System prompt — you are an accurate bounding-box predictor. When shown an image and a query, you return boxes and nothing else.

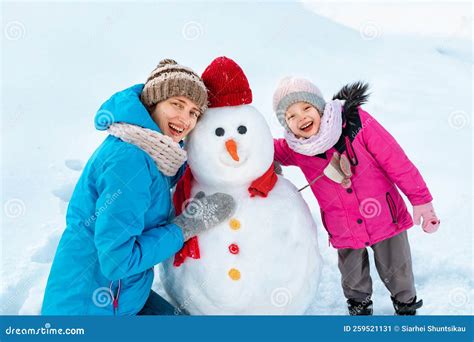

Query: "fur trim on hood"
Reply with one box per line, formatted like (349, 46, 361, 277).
(333, 81, 370, 124)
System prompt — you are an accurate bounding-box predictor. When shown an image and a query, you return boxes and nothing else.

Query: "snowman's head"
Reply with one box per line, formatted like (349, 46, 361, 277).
(186, 104, 274, 188)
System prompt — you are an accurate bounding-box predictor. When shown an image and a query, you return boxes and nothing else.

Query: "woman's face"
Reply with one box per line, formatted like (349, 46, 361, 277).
(151, 96, 202, 142)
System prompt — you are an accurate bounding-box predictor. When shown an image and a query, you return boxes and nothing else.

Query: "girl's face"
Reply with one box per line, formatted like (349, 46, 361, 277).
(151, 96, 202, 142)
(285, 102, 321, 139)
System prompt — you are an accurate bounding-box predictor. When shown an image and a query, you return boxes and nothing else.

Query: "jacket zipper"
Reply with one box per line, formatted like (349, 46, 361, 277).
(386, 192, 398, 224)
(344, 136, 358, 166)
(109, 280, 121, 315)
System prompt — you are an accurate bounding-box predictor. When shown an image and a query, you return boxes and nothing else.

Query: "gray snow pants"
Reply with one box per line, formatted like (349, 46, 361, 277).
(337, 230, 416, 303)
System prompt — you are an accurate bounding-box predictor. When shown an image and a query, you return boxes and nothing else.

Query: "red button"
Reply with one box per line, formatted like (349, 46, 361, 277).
(228, 243, 239, 254)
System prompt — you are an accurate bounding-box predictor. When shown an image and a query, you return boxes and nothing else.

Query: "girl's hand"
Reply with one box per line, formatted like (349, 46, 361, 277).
(324, 152, 352, 188)
(413, 202, 440, 233)
(273, 161, 283, 175)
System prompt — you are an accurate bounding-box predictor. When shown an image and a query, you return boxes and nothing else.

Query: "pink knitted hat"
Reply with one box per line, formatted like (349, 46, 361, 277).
(273, 76, 326, 130)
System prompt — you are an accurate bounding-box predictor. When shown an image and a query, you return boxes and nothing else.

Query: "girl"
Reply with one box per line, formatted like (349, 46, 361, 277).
(272, 77, 440, 315)
(42, 59, 235, 315)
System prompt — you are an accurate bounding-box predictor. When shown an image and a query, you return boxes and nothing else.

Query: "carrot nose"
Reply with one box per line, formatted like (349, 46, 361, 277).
(225, 139, 240, 161)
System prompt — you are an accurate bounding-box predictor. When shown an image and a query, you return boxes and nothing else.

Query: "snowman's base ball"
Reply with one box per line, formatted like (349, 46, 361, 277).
(160, 176, 323, 315)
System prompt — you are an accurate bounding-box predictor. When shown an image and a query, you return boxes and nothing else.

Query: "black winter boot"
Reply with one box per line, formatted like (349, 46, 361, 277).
(391, 296, 423, 315)
(347, 298, 373, 315)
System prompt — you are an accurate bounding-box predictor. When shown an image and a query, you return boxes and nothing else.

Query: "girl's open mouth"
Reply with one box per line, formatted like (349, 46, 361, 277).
(299, 121, 313, 133)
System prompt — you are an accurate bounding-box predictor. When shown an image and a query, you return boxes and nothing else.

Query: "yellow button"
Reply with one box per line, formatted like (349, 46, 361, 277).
(228, 268, 241, 281)
(229, 218, 241, 230)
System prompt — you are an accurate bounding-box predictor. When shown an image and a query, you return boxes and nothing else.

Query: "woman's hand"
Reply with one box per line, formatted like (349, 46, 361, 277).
(173, 191, 236, 241)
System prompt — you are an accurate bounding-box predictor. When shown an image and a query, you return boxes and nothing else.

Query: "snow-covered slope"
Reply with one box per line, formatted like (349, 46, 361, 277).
(1, 1, 472, 315)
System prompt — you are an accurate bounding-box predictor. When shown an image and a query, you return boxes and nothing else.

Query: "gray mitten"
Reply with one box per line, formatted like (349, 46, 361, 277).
(273, 161, 283, 175)
(173, 191, 236, 241)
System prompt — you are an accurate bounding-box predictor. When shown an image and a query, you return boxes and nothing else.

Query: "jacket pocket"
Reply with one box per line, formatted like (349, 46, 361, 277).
(385, 192, 398, 224)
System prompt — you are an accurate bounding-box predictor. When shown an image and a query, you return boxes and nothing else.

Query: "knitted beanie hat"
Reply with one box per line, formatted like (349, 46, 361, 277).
(273, 76, 326, 130)
(201, 56, 252, 108)
(140, 59, 208, 113)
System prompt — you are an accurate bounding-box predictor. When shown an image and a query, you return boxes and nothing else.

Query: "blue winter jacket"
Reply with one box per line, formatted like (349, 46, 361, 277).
(42, 84, 185, 315)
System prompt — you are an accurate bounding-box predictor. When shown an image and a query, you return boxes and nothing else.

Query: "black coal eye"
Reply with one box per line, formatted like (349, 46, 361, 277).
(237, 125, 247, 134)
(215, 127, 225, 137)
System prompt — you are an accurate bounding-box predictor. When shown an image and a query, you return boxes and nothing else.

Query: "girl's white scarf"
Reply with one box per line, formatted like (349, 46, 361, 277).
(284, 99, 344, 156)
(108, 123, 187, 176)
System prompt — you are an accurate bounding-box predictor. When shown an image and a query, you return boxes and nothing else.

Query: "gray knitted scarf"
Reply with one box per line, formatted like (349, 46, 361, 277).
(108, 123, 187, 176)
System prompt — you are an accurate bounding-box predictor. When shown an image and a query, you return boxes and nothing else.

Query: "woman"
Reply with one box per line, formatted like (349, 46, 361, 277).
(42, 59, 235, 315)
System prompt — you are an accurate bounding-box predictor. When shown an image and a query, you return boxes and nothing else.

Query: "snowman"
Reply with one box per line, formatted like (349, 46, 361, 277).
(160, 57, 322, 315)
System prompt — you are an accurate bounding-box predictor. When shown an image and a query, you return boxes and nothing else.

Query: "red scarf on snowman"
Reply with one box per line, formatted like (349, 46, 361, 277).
(172, 57, 278, 267)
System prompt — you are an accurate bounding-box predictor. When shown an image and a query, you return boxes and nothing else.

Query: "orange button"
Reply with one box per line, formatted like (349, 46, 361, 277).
(229, 218, 241, 230)
(228, 268, 241, 280)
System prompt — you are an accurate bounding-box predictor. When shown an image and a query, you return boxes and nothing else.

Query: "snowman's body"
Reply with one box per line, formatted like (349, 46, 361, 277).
(161, 175, 321, 314)
(160, 102, 322, 315)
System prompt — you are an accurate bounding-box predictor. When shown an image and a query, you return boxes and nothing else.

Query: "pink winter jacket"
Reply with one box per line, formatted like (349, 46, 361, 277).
(274, 107, 433, 249)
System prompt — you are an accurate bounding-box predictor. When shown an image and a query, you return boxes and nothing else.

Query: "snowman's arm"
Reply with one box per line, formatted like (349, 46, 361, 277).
(94, 150, 184, 281)
(273, 138, 297, 166)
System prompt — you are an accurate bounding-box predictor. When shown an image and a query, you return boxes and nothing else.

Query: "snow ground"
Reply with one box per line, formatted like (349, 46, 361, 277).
(1, 1, 472, 315)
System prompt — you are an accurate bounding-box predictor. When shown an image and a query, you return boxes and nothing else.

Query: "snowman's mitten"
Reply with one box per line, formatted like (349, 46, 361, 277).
(173, 191, 236, 241)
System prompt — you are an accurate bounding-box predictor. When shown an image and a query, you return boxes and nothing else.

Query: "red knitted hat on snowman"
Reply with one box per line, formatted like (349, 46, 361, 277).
(201, 56, 253, 108)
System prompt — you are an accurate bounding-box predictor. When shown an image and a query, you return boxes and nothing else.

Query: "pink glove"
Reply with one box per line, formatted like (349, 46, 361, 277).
(413, 202, 440, 233)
